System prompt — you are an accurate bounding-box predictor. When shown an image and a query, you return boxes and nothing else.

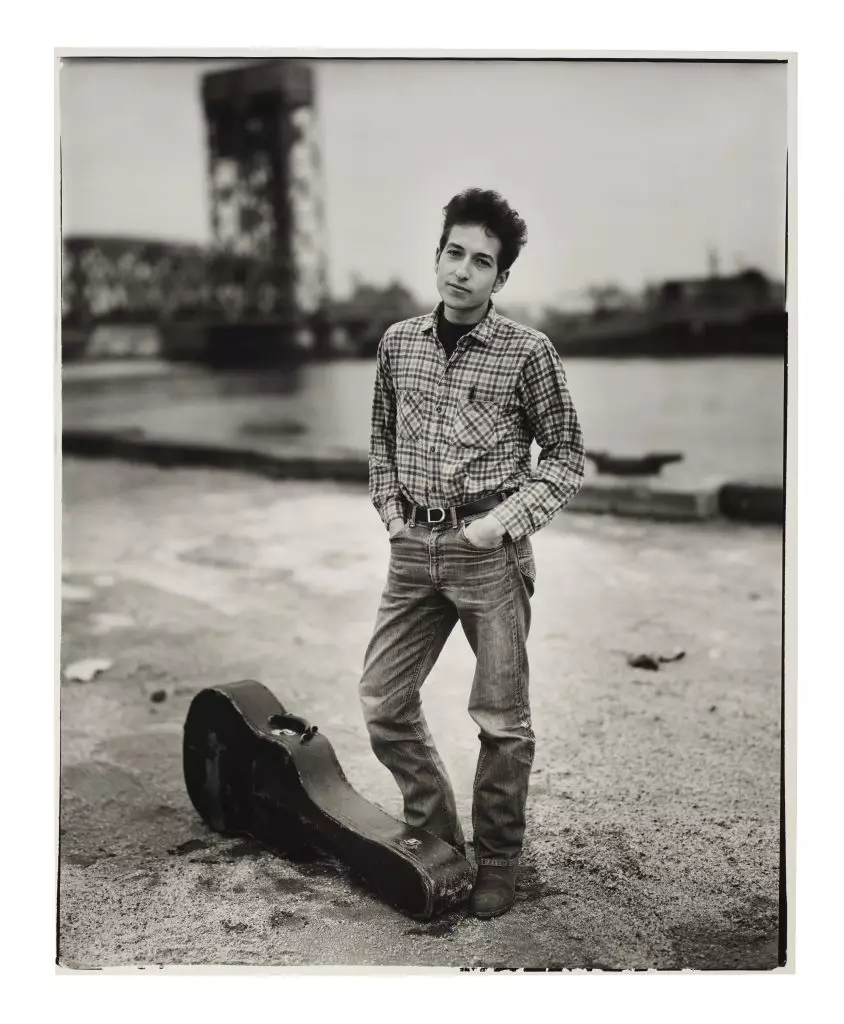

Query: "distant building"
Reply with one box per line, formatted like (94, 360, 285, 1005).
(329, 280, 425, 356)
(644, 268, 784, 316)
(538, 267, 786, 357)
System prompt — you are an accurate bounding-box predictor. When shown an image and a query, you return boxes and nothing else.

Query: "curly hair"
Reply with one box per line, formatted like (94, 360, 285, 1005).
(438, 188, 528, 273)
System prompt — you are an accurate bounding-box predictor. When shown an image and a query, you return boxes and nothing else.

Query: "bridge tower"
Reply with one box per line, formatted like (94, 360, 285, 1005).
(201, 60, 328, 347)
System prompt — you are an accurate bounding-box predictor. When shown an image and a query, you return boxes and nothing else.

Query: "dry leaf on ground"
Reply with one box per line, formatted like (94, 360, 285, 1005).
(65, 657, 114, 683)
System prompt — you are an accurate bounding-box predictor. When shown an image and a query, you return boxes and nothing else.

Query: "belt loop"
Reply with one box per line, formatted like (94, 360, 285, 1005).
(410, 504, 418, 526)
(450, 505, 458, 528)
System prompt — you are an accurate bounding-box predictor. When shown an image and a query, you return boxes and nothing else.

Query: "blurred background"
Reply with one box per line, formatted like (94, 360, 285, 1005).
(59, 57, 788, 485)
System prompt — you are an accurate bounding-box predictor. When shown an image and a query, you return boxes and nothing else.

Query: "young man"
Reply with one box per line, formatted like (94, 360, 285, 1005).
(360, 188, 585, 918)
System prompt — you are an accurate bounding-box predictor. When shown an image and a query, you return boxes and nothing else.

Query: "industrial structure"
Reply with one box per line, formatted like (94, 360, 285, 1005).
(201, 61, 328, 334)
(59, 60, 786, 363)
(62, 59, 330, 365)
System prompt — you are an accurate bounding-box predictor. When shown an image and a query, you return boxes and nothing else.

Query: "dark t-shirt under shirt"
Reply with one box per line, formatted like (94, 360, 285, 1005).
(437, 306, 483, 361)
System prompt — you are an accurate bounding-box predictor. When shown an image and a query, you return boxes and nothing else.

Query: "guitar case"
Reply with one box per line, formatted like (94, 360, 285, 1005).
(182, 680, 475, 919)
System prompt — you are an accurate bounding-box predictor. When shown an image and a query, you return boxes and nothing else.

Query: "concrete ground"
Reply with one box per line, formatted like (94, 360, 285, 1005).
(58, 458, 784, 970)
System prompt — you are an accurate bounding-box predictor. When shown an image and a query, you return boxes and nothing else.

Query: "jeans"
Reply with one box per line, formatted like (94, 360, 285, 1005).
(359, 515, 536, 866)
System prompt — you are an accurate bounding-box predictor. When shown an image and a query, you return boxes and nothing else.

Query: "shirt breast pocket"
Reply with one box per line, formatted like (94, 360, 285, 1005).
(396, 389, 426, 443)
(449, 397, 502, 450)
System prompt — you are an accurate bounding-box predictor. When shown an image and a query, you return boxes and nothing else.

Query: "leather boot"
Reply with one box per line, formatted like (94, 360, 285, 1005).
(470, 864, 518, 918)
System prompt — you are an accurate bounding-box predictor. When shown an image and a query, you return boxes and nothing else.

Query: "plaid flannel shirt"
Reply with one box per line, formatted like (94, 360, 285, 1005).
(368, 301, 586, 541)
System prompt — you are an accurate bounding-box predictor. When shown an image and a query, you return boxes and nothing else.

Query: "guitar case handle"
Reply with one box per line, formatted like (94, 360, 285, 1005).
(268, 712, 319, 743)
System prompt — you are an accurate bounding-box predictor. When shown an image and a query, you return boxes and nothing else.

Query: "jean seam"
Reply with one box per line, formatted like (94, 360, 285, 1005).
(397, 606, 459, 838)
(471, 742, 489, 848)
(470, 530, 499, 848)
(514, 536, 537, 583)
(512, 595, 528, 722)
(506, 546, 529, 722)
(472, 545, 530, 862)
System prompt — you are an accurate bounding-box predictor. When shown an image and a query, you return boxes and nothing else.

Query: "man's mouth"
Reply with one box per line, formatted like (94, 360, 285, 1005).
(447, 283, 470, 293)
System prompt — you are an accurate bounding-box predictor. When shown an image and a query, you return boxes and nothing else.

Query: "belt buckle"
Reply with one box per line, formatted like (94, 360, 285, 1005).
(426, 506, 446, 524)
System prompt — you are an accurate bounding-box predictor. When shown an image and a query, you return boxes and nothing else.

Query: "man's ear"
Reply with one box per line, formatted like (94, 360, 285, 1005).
(434, 248, 441, 272)
(492, 269, 510, 294)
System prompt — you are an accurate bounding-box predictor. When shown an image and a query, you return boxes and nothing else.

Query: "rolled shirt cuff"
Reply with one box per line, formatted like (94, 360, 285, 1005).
(488, 498, 532, 542)
(379, 496, 405, 530)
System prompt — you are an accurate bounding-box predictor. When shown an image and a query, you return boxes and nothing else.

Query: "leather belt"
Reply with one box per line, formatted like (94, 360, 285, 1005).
(402, 491, 514, 528)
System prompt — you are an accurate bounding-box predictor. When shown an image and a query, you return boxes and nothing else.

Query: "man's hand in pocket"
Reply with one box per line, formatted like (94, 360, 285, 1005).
(388, 519, 406, 538)
(463, 513, 506, 549)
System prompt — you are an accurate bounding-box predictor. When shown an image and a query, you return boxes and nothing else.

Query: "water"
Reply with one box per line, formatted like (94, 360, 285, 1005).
(560, 356, 785, 482)
(289, 356, 786, 483)
(64, 355, 786, 484)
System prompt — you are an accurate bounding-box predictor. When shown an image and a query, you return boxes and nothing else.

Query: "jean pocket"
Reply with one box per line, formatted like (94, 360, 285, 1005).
(514, 536, 536, 581)
(389, 521, 412, 542)
(449, 398, 501, 449)
(397, 389, 426, 443)
(459, 521, 504, 552)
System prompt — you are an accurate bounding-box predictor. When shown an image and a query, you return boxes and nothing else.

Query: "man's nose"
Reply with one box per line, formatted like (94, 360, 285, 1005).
(455, 260, 470, 279)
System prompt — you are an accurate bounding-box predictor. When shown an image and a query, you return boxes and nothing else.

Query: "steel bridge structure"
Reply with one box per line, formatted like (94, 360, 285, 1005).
(62, 60, 331, 365)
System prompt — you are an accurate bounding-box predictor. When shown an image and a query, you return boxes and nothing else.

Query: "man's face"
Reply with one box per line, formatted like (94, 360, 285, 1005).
(435, 223, 509, 316)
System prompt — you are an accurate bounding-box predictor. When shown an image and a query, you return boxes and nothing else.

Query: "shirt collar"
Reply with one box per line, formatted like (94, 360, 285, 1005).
(421, 300, 499, 345)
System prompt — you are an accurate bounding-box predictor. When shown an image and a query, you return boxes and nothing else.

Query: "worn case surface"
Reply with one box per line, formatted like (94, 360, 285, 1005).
(183, 680, 475, 919)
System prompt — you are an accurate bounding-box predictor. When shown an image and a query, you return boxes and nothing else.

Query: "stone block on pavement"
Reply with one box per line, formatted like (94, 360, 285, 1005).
(570, 477, 722, 521)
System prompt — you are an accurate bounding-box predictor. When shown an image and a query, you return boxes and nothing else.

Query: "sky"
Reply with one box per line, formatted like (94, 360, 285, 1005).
(59, 57, 787, 310)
